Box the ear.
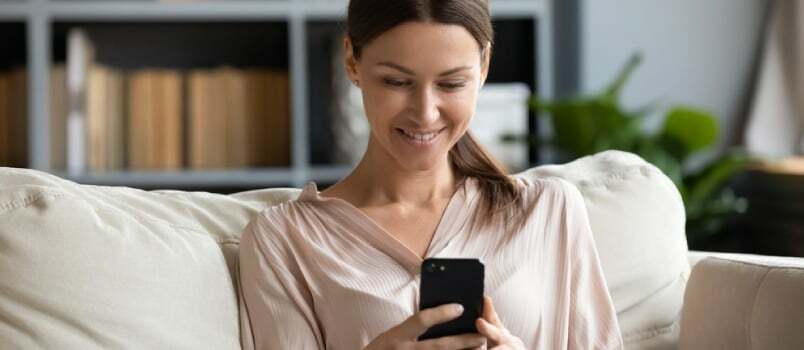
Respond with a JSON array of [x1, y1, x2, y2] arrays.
[[343, 36, 360, 85], [480, 42, 492, 87]]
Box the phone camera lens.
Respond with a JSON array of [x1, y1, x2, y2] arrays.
[[426, 263, 437, 273], [439, 265, 445, 271]]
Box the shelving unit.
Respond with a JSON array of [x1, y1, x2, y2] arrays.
[[1, 0, 552, 192]]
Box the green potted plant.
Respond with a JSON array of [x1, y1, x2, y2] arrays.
[[516, 53, 748, 242]]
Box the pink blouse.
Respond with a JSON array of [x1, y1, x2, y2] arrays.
[[238, 177, 623, 349]]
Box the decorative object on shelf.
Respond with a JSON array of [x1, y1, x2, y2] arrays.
[[524, 53, 749, 242], [470, 83, 531, 171], [66, 28, 93, 176]]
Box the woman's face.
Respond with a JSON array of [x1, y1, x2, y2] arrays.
[[345, 21, 490, 172]]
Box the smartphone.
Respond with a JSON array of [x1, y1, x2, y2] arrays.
[[417, 258, 485, 341]]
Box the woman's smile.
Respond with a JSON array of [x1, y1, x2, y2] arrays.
[[395, 127, 447, 148]]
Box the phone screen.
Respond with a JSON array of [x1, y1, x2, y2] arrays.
[[418, 258, 485, 340]]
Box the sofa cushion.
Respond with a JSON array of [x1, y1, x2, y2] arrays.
[[520, 151, 689, 349], [680, 254, 804, 349], [0, 150, 687, 349], [0, 168, 298, 349]]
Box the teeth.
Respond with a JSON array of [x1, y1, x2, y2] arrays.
[[401, 129, 439, 141]]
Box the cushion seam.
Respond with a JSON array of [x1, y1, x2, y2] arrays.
[[708, 256, 804, 270], [89, 205, 233, 245], [622, 315, 679, 342], [0, 191, 67, 214], [575, 165, 662, 189], [747, 268, 771, 350], [1, 188, 238, 245]]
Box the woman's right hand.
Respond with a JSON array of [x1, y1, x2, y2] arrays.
[[363, 303, 487, 350]]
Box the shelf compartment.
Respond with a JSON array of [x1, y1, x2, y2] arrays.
[[48, 21, 292, 174]]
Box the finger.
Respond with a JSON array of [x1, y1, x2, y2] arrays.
[[415, 332, 486, 350], [483, 296, 503, 327], [396, 303, 464, 339], [476, 318, 504, 343]]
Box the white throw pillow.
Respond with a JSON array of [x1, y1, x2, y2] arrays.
[[0, 168, 296, 349], [518, 151, 689, 348]]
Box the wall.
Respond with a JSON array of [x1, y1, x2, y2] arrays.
[[579, 0, 769, 153]]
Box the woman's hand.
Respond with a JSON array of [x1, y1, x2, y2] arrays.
[[364, 303, 487, 350], [476, 297, 526, 350]]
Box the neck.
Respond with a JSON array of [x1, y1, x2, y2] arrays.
[[343, 140, 460, 207]]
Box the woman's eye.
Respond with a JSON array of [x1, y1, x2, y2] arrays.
[[383, 78, 410, 87], [440, 81, 467, 90]]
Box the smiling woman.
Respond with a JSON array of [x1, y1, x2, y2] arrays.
[[342, 5, 523, 230], [238, 0, 624, 349]]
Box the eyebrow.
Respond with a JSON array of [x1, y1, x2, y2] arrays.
[[377, 61, 472, 76]]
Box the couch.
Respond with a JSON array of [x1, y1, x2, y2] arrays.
[[1, 150, 802, 349]]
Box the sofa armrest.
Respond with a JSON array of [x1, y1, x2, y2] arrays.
[[679, 251, 804, 349]]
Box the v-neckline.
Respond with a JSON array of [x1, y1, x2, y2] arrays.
[[298, 178, 477, 274]]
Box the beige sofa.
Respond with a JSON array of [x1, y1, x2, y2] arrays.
[[1, 150, 802, 349]]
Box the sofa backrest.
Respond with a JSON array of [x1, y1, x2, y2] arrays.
[[0, 150, 688, 349]]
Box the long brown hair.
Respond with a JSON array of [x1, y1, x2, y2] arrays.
[[347, 0, 525, 228]]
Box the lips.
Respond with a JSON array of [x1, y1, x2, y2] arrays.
[[397, 128, 442, 141]]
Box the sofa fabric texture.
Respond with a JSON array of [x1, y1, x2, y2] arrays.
[[680, 253, 804, 349], [0, 150, 688, 349]]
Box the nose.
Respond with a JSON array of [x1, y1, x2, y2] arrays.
[[410, 85, 440, 125]]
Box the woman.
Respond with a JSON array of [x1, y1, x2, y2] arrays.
[[238, 0, 623, 348]]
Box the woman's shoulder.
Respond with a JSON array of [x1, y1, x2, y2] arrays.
[[243, 189, 324, 243], [513, 175, 584, 205]]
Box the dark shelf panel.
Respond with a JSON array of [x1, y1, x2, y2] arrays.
[[0, 22, 26, 69], [51, 21, 289, 69]]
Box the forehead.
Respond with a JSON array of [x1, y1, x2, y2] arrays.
[[359, 21, 483, 71]]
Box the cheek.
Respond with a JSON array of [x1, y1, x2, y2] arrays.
[[361, 89, 409, 133], [442, 90, 479, 130]]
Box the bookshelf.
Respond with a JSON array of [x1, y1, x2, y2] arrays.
[[0, 0, 553, 192]]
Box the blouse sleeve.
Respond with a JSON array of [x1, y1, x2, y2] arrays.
[[238, 214, 325, 350], [561, 181, 624, 350]]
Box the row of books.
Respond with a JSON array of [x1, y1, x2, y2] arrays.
[[57, 29, 290, 174], [0, 67, 27, 168]]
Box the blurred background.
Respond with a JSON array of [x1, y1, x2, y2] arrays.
[[0, 0, 801, 256]]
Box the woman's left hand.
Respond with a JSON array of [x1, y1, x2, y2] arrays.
[[475, 296, 526, 350]]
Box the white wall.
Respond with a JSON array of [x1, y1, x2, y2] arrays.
[[580, 0, 768, 151]]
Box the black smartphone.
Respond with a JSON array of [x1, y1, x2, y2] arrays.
[[417, 258, 485, 341]]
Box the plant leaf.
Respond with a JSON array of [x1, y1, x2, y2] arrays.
[[660, 106, 719, 159], [686, 151, 748, 204]]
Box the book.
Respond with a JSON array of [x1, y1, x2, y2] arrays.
[[224, 68, 249, 169], [0, 72, 8, 166], [0, 67, 28, 168], [105, 68, 125, 171], [160, 70, 183, 170], [263, 70, 290, 166], [127, 70, 183, 170], [13, 67, 28, 168], [51, 64, 68, 171], [86, 65, 107, 172], [188, 69, 227, 169]]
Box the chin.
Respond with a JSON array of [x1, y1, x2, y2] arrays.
[[395, 153, 447, 172]]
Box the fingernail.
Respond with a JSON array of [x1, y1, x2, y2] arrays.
[[453, 304, 464, 314]]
